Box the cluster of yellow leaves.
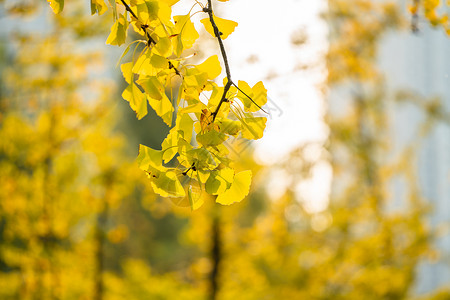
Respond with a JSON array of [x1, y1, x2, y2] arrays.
[[48, 0, 268, 209], [409, 0, 450, 34]]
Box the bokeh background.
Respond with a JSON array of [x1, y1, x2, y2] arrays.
[[0, 0, 449, 299]]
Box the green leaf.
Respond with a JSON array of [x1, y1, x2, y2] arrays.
[[122, 84, 148, 120], [206, 168, 234, 195], [47, 0, 64, 14], [106, 13, 128, 46], [216, 170, 252, 205]]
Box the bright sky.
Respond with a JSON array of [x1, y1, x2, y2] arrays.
[[175, 0, 330, 211], [221, 0, 331, 211], [173, 0, 328, 161], [221, 0, 329, 161]]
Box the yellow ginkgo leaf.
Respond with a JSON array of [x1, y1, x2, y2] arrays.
[[47, 0, 64, 14], [120, 62, 133, 84], [137, 144, 163, 171], [237, 80, 267, 112], [148, 93, 174, 126], [90, 0, 108, 15], [200, 15, 238, 40], [197, 55, 222, 80], [173, 14, 199, 56], [206, 168, 234, 195], [216, 170, 252, 205], [240, 116, 267, 140], [137, 76, 164, 100], [160, 0, 180, 6], [122, 83, 147, 120], [151, 170, 185, 198], [106, 14, 128, 46]]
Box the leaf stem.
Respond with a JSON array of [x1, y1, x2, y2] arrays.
[[232, 82, 268, 114], [204, 0, 232, 122], [119, 0, 156, 46]]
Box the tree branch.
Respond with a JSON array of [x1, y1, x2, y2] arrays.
[[119, 0, 156, 46], [204, 0, 232, 122]]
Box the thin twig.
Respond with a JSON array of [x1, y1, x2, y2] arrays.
[[119, 0, 156, 45], [232, 82, 268, 114], [204, 0, 232, 122]]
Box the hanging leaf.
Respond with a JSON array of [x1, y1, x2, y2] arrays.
[[122, 84, 148, 120], [201, 15, 238, 39], [206, 168, 234, 195], [216, 170, 252, 205], [91, 0, 108, 15], [47, 0, 64, 14], [106, 13, 128, 46], [236, 80, 267, 112]]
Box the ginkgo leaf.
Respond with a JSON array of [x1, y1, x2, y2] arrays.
[[196, 130, 227, 147], [216, 170, 252, 205], [185, 147, 216, 171], [137, 144, 163, 171], [121, 62, 133, 84], [91, 0, 108, 15], [47, 0, 64, 14], [161, 0, 180, 6], [179, 101, 208, 114], [237, 80, 267, 112], [151, 170, 185, 198], [188, 185, 204, 210], [176, 113, 194, 143], [148, 93, 174, 126], [206, 168, 234, 195], [240, 116, 267, 140], [106, 13, 128, 46], [201, 15, 238, 39], [133, 50, 168, 76], [208, 84, 223, 107], [196, 55, 222, 80], [136, 0, 171, 25], [122, 84, 148, 120], [154, 36, 172, 57], [108, 0, 117, 19], [220, 118, 241, 136], [173, 14, 199, 56], [161, 128, 180, 163], [137, 76, 164, 100]]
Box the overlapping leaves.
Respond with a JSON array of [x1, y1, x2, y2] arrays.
[[48, 0, 268, 209]]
